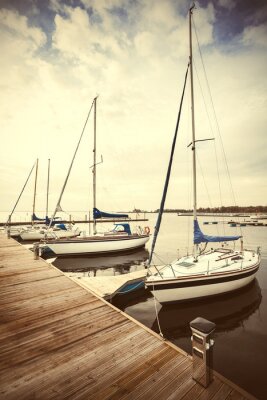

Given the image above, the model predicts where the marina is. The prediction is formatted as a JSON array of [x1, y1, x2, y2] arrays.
[[1, 1, 267, 399], [0, 232, 259, 399], [15, 211, 265, 400]]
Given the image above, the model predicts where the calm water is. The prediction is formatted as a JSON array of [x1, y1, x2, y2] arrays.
[[3, 212, 267, 399]]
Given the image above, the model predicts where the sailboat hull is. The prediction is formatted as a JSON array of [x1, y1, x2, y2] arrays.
[[43, 234, 149, 256], [146, 252, 260, 304], [20, 228, 81, 241]]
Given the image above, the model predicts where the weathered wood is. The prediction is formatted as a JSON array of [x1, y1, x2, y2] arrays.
[[0, 234, 256, 400]]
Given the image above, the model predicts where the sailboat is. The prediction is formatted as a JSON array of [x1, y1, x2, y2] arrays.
[[19, 159, 81, 241], [42, 97, 150, 256], [145, 5, 261, 304], [6, 160, 38, 238]]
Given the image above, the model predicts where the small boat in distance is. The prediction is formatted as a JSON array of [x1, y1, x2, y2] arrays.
[[145, 5, 260, 304], [19, 159, 81, 241]]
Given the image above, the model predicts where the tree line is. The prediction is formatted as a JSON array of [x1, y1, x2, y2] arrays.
[[152, 206, 267, 214]]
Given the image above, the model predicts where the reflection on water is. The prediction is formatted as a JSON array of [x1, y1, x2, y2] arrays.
[[52, 248, 149, 277], [151, 279, 262, 341], [112, 279, 262, 340]]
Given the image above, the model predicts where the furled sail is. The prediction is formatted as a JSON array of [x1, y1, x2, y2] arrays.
[[148, 63, 190, 265], [45, 216, 61, 226], [194, 219, 241, 244], [93, 207, 128, 219], [32, 213, 46, 221]]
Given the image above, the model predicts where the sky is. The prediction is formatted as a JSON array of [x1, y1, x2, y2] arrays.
[[0, 0, 266, 215]]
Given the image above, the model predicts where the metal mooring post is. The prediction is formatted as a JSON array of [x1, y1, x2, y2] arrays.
[[33, 243, 39, 260], [190, 317, 216, 388], [7, 226, 11, 239]]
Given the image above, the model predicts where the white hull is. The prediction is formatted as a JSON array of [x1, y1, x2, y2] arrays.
[[146, 249, 260, 304], [20, 227, 81, 241], [44, 234, 149, 256], [8, 227, 31, 238]]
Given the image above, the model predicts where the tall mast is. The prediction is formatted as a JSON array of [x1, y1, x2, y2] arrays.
[[46, 159, 50, 217], [189, 4, 198, 259], [32, 158, 39, 226], [48, 98, 95, 228], [93, 97, 97, 235]]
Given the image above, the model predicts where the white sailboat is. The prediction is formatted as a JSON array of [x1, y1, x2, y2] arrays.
[[145, 5, 260, 304], [19, 159, 81, 241], [43, 97, 150, 256]]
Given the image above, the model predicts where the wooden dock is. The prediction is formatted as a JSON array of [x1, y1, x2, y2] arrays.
[[0, 234, 257, 399]]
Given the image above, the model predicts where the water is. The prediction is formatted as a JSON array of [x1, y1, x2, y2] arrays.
[[2, 212, 267, 399]]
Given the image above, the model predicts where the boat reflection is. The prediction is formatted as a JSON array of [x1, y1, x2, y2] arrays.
[[112, 279, 262, 343], [51, 248, 149, 276], [150, 279, 262, 339]]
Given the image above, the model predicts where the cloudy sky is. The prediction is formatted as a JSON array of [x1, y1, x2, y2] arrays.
[[0, 0, 266, 216]]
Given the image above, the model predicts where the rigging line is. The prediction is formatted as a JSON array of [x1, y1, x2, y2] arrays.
[[195, 152, 222, 237], [49, 97, 96, 228], [212, 140, 226, 234], [192, 56, 224, 228], [152, 283, 164, 338], [196, 152, 213, 210], [192, 54, 215, 141], [192, 17, 243, 238], [6, 160, 37, 225], [185, 85, 192, 253], [192, 58, 224, 227], [148, 62, 190, 266], [192, 18, 242, 231]]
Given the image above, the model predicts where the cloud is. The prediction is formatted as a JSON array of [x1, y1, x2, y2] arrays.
[[242, 23, 267, 48], [218, 0, 235, 11], [0, 1, 266, 214]]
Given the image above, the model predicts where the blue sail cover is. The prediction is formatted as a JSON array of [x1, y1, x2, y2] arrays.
[[194, 219, 241, 244], [113, 223, 132, 235], [32, 213, 46, 221], [93, 207, 128, 219], [45, 216, 61, 226]]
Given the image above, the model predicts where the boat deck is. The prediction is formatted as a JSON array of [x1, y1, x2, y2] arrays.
[[0, 234, 256, 399], [149, 249, 260, 279]]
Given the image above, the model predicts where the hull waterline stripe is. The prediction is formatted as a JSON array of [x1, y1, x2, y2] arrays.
[[45, 235, 149, 245], [146, 265, 259, 290]]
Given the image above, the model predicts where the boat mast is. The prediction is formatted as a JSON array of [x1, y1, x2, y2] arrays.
[[48, 98, 95, 229], [93, 96, 97, 235], [6, 160, 36, 226], [46, 159, 50, 218], [189, 4, 198, 259], [32, 158, 39, 226]]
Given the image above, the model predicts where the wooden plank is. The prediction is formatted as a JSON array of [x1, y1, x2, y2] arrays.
[[139, 360, 192, 400], [0, 275, 78, 305], [105, 354, 188, 400], [96, 346, 183, 399], [0, 267, 62, 286], [225, 391, 247, 400], [211, 383, 232, 400], [0, 319, 139, 386], [56, 341, 167, 400], [0, 305, 127, 370], [0, 327, 159, 399], [197, 377, 224, 400], [125, 356, 188, 400], [179, 378, 205, 400], [0, 288, 97, 328], [213, 371, 258, 400]]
